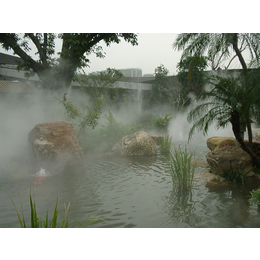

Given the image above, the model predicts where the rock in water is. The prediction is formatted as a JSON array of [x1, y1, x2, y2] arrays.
[[207, 136, 236, 151], [112, 131, 157, 156], [206, 146, 254, 177], [28, 121, 84, 167]]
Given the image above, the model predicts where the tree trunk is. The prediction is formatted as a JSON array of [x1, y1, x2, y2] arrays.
[[232, 34, 248, 72], [232, 33, 254, 148], [230, 110, 254, 157]]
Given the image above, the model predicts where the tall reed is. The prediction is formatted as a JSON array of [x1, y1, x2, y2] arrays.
[[159, 134, 173, 155], [10, 193, 107, 228], [167, 145, 197, 190]]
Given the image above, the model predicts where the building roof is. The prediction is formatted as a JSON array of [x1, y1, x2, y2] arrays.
[[0, 52, 23, 66], [0, 80, 37, 94]]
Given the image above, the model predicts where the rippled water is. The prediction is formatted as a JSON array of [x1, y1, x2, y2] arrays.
[[1, 142, 260, 228]]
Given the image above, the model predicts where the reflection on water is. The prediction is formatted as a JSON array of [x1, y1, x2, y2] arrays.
[[1, 151, 260, 228]]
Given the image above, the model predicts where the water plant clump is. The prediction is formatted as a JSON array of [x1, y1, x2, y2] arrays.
[[150, 114, 173, 134], [10, 193, 107, 228], [219, 164, 251, 186], [249, 188, 260, 209], [159, 134, 173, 155], [167, 145, 198, 190]]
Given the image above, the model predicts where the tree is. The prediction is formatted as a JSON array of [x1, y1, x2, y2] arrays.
[[173, 33, 260, 157], [173, 33, 260, 71], [176, 55, 207, 96], [143, 64, 188, 112], [187, 73, 260, 158], [57, 68, 123, 132], [0, 33, 138, 89], [75, 68, 123, 102]]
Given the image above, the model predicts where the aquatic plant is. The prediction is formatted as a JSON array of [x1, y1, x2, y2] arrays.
[[249, 188, 260, 208], [167, 145, 197, 190], [151, 114, 173, 132], [219, 163, 251, 186], [99, 109, 141, 150], [10, 193, 106, 228], [159, 134, 173, 155], [249, 188, 260, 209]]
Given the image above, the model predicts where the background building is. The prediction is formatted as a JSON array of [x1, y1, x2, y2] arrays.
[[119, 68, 142, 77]]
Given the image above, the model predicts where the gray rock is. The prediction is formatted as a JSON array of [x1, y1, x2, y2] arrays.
[[112, 131, 157, 156]]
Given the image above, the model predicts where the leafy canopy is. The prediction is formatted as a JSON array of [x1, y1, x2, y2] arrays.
[[0, 33, 138, 88]]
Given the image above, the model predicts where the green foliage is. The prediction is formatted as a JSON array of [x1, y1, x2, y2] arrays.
[[174, 33, 260, 156], [133, 112, 155, 130], [10, 194, 71, 228], [75, 68, 123, 102], [99, 109, 142, 151], [143, 65, 187, 112], [57, 96, 104, 131], [10, 193, 107, 228], [79, 98, 104, 131], [159, 135, 173, 155], [173, 33, 260, 70], [0, 33, 138, 89], [167, 145, 197, 190], [176, 55, 207, 97], [187, 74, 260, 142], [219, 163, 251, 185], [152, 114, 173, 128], [150, 114, 173, 133], [249, 188, 260, 208]]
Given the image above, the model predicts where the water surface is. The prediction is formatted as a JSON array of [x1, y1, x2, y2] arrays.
[[1, 144, 260, 228]]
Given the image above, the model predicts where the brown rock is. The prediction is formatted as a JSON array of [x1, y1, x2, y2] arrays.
[[206, 146, 253, 177], [28, 121, 84, 167], [191, 161, 209, 168], [207, 136, 236, 151], [112, 131, 157, 156]]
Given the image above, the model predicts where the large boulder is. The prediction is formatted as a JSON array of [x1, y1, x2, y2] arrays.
[[28, 121, 84, 167], [207, 136, 236, 151], [206, 146, 254, 177], [112, 131, 157, 156]]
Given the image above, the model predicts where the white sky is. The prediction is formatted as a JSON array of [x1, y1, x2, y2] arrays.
[[86, 33, 181, 75]]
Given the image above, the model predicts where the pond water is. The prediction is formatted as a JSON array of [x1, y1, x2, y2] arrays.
[[1, 142, 260, 228]]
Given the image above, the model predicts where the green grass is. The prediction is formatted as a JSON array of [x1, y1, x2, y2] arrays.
[[159, 134, 173, 155], [10, 193, 108, 228], [219, 163, 251, 185], [249, 188, 260, 209], [167, 145, 198, 190]]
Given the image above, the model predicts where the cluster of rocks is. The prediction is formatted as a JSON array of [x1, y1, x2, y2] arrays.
[[28, 122, 158, 170], [204, 136, 258, 187], [206, 136, 254, 177], [27, 121, 259, 186]]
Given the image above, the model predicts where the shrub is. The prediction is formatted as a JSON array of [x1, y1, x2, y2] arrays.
[[151, 114, 173, 133]]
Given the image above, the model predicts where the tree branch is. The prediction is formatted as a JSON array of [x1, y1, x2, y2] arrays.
[[232, 33, 248, 71], [0, 33, 45, 75], [27, 33, 49, 68]]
